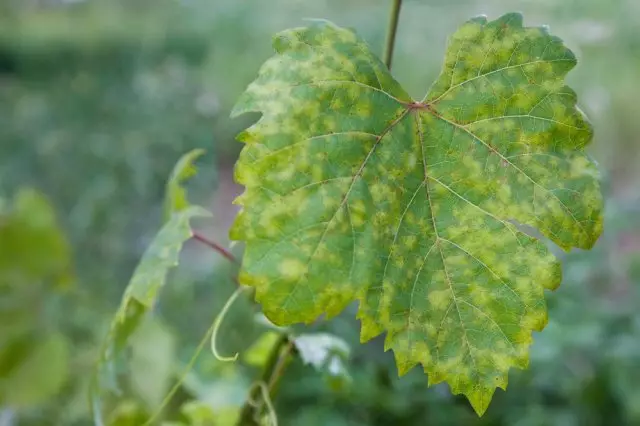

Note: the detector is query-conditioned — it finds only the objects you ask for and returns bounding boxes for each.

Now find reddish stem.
[192,231,238,264]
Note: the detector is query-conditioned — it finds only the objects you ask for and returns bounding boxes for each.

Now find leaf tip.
[497,11,524,28]
[454,382,499,417]
[468,14,487,25]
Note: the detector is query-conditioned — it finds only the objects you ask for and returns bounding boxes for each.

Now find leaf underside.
[230,13,603,415]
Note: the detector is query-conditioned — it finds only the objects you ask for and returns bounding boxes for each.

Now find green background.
[1,0,639,425]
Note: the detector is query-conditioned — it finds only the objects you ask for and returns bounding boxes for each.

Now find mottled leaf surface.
[230,13,603,414]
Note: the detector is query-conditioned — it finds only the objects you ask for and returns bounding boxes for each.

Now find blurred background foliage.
[0,0,639,425]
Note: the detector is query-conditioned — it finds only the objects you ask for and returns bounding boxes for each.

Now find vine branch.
[143,314,219,426]
[383,0,403,70]
[237,333,295,425]
[192,231,238,264]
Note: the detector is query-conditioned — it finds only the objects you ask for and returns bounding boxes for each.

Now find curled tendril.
[211,285,247,361]
[248,381,278,426]
[143,312,218,426]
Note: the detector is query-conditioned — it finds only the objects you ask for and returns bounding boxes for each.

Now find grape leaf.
[92,151,211,424]
[92,149,211,423]
[91,206,210,425]
[229,13,603,415]
[164,149,206,221]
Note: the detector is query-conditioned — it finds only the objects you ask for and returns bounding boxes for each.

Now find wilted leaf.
[92,206,211,424]
[164,149,206,221]
[230,14,603,414]
[127,206,211,305]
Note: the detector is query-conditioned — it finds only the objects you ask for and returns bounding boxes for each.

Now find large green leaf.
[229,13,603,414]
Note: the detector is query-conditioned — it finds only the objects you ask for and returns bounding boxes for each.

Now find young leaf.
[91,206,211,424]
[164,149,206,221]
[230,13,603,415]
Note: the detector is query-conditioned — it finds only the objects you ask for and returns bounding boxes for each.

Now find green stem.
[143,314,219,426]
[236,334,294,425]
[383,0,403,70]
[211,286,247,362]
[192,231,238,264]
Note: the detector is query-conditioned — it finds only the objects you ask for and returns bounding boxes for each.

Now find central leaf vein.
[415,110,477,375]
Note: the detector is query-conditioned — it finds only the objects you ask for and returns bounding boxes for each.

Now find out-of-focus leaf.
[294,333,350,378]
[0,188,73,408]
[129,317,176,410]
[92,206,211,424]
[180,401,216,426]
[230,14,603,414]
[253,313,289,333]
[128,206,211,305]
[0,187,72,290]
[164,149,206,222]
[107,400,149,426]
[244,331,282,367]
[0,332,69,408]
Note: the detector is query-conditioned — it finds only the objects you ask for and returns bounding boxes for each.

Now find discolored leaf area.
[230,13,603,414]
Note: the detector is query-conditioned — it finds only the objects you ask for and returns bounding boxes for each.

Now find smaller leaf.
[293,333,350,378]
[92,206,211,424]
[128,206,211,305]
[244,331,282,367]
[164,149,206,222]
